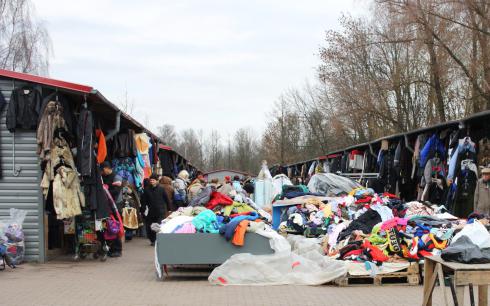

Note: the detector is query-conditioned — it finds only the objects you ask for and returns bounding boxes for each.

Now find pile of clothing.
[155,189,272,247]
[272,184,489,276]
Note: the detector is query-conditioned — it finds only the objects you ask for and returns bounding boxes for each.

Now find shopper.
[174,170,189,208]
[474,167,490,215]
[101,161,123,257]
[188,175,205,202]
[232,175,243,192]
[141,174,169,246]
[218,176,234,195]
[208,178,220,190]
[159,176,176,213]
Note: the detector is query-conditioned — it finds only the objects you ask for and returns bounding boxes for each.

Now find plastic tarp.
[254,163,274,209]
[441,221,490,263]
[272,174,292,199]
[208,229,347,286]
[307,173,361,196]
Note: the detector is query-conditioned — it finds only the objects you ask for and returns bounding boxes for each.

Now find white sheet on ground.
[208,230,347,286]
[346,261,410,276]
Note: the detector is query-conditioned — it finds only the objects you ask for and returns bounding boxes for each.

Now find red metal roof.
[0,69,93,93]
[158,144,174,151]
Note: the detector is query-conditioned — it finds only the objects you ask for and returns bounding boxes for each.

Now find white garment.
[159,216,194,233]
[370,203,394,222]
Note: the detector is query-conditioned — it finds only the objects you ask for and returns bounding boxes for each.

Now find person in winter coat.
[141,174,169,246]
[188,175,205,202]
[474,167,490,215]
[218,176,234,195]
[159,176,176,212]
[101,162,124,257]
[174,170,189,208]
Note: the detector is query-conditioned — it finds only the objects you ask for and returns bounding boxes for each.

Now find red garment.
[206,192,234,210]
[362,240,389,262]
[95,129,107,164]
[382,192,398,199]
[343,249,363,258]
[355,197,372,204]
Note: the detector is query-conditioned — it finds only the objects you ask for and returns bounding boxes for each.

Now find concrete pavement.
[0,237,450,306]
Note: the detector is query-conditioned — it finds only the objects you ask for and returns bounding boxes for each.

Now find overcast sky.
[33,0,367,138]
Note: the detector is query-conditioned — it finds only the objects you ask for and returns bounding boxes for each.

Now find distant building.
[204,169,251,182]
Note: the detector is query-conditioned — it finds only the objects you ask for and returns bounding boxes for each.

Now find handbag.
[103,215,120,240]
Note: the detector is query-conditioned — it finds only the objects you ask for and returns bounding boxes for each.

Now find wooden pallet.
[335,262,420,287]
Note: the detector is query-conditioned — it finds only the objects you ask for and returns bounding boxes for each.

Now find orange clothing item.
[232,220,250,247]
[134,133,150,154]
[95,129,107,164]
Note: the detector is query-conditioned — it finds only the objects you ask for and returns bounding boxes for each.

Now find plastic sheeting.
[307,173,361,196]
[254,163,274,209]
[272,174,292,199]
[208,229,347,286]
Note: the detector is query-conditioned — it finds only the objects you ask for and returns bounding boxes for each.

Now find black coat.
[77,108,94,177]
[6,86,42,132]
[141,185,169,220]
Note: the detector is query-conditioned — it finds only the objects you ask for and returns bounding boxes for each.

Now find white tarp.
[307,173,361,196]
[208,230,347,286]
[272,174,292,199]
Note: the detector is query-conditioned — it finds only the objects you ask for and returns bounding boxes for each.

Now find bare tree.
[0,0,51,75]
[157,124,178,148]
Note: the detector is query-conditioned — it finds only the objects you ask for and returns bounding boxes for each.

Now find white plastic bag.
[0,208,27,265]
[254,161,274,208]
[452,221,490,249]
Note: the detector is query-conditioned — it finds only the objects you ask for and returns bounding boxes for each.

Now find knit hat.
[482,167,490,174]
[224,176,231,182]
[101,161,112,169]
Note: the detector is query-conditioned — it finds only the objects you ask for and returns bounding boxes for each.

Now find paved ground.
[0,237,454,306]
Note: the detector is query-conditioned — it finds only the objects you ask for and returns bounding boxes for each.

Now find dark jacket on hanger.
[112,130,137,158]
[77,108,94,177]
[6,86,42,132]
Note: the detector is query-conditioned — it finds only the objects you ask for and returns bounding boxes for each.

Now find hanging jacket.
[6,86,42,132]
[419,134,446,169]
[448,137,476,181]
[77,108,94,177]
[95,129,107,164]
[37,101,66,160]
[112,130,137,158]
[38,92,75,137]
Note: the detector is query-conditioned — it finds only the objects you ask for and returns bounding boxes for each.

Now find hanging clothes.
[134,133,150,155]
[37,100,66,160]
[95,129,107,164]
[112,130,137,158]
[77,108,94,177]
[349,150,364,170]
[39,92,76,137]
[40,137,85,219]
[6,86,42,132]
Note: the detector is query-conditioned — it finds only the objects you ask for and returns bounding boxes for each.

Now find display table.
[155,232,274,280]
[423,255,490,306]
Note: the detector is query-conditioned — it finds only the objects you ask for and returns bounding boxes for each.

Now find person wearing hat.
[474,167,490,215]
[141,174,170,246]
